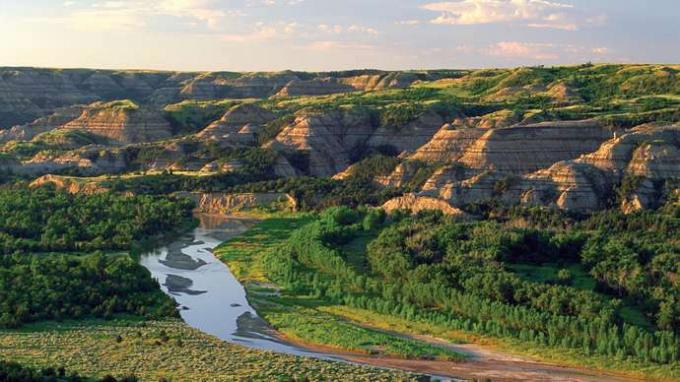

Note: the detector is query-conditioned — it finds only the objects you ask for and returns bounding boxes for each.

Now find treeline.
[0,360,138,382]
[0,186,194,254]
[261,207,680,366]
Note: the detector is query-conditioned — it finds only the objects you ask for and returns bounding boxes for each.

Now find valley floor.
[216,215,680,382]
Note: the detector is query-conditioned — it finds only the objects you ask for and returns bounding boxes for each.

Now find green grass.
[509,262,654,329]
[216,214,314,283]
[509,262,596,290]
[341,229,377,273]
[0,318,419,381]
[260,296,463,360]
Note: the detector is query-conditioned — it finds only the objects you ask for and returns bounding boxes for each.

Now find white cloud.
[478,41,612,61]
[484,41,559,59]
[222,21,300,43]
[42,0,229,31]
[347,25,379,35]
[302,41,374,51]
[421,0,584,30]
[396,20,422,26]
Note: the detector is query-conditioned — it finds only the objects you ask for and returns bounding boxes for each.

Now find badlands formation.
[1,64,679,214]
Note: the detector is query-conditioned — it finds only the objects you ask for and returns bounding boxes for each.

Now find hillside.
[1,64,679,214]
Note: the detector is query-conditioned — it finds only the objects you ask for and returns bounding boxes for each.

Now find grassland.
[0,318,420,381]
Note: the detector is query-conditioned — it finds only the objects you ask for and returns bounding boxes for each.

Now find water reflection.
[139,214,344,360]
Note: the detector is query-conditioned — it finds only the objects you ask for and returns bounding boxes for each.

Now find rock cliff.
[188,192,297,214]
[29,174,109,194]
[409,125,487,163]
[276,78,355,97]
[382,193,468,217]
[269,109,375,176]
[366,110,445,154]
[60,101,172,144]
[458,120,613,174]
[0,106,83,144]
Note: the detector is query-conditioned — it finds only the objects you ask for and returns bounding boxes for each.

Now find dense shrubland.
[261,205,680,367]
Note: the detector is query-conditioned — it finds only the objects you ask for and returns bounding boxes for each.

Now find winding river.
[139,213,346,361]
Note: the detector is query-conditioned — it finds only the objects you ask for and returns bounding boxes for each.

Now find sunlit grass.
[0,318,419,381]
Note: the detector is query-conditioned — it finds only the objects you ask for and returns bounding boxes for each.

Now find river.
[139,214,349,361]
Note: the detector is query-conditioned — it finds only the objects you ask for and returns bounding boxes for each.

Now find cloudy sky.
[1,0,678,71]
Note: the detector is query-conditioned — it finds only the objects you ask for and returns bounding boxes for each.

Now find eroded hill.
[2,64,680,214]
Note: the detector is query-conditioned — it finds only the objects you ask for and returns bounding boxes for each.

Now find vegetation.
[0,186,194,253]
[0,361,135,382]
[164,99,244,135]
[0,186,197,328]
[0,319,419,381]
[216,214,465,361]
[220,205,680,379]
[0,253,177,328]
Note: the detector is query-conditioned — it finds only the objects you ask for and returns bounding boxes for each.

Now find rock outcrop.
[0,106,83,144]
[276,78,355,97]
[367,110,445,154]
[180,72,300,100]
[415,124,680,213]
[190,192,297,214]
[409,125,486,163]
[515,125,680,212]
[269,109,375,176]
[375,161,429,188]
[29,174,109,194]
[60,101,172,144]
[196,103,275,145]
[382,193,468,217]
[19,146,129,175]
[458,120,614,174]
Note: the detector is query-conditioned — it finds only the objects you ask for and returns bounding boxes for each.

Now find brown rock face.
[517,125,680,212]
[193,192,297,213]
[269,109,375,176]
[375,161,424,188]
[18,146,129,176]
[196,103,275,145]
[458,120,613,174]
[60,101,172,144]
[29,174,109,194]
[409,125,487,163]
[0,69,95,127]
[367,110,445,154]
[382,193,468,217]
[416,123,680,213]
[520,162,610,212]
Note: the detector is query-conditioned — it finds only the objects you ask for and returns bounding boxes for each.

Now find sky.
[1,0,679,72]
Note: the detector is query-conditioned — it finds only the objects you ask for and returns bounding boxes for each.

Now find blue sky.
[1,0,678,71]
